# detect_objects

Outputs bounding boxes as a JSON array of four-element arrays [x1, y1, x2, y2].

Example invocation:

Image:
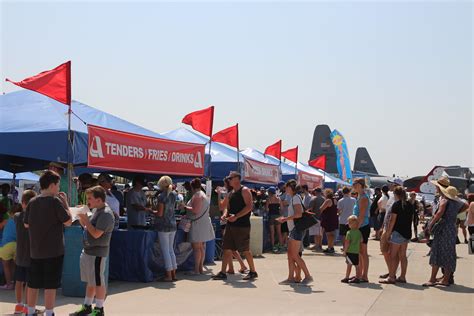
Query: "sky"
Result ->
[[1, 1, 472, 178]]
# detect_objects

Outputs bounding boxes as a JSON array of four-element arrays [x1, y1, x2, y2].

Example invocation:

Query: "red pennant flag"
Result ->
[[264, 140, 282, 160], [182, 106, 215, 136], [309, 155, 326, 171], [211, 124, 239, 149], [6, 61, 71, 105], [282, 146, 298, 163]]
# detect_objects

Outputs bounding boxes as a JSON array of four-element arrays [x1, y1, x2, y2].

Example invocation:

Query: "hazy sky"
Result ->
[[1, 1, 472, 177]]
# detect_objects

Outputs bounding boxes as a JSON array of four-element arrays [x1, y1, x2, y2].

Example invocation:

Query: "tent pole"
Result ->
[[208, 140, 212, 179], [67, 104, 72, 205]]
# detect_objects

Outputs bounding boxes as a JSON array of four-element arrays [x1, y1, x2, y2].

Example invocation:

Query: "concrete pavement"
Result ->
[[1, 239, 473, 315]]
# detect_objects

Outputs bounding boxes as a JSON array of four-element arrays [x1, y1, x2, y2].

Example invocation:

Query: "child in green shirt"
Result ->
[[341, 215, 362, 283]]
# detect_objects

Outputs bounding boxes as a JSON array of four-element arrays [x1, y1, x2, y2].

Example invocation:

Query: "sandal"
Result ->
[[348, 278, 361, 284], [379, 278, 396, 284], [359, 279, 369, 283], [341, 278, 351, 283], [396, 277, 407, 284], [379, 273, 389, 279], [422, 282, 436, 287], [239, 268, 248, 274], [435, 282, 450, 287]]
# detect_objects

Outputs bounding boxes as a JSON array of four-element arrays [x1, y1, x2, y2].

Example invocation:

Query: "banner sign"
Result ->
[[330, 129, 353, 183], [88, 125, 205, 176], [243, 158, 280, 185], [297, 171, 323, 190]]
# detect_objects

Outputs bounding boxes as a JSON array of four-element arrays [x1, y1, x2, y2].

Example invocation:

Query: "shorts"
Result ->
[[339, 224, 349, 237], [359, 225, 370, 244], [281, 222, 289, 233], [0, 241, 16, 260], [289, 227, 305, 241], [308, 222, 322, 236], [80, 252, 107, 287], [374, 212, 385, 231], [345, 253, 359, 266], [456, 218, 466, 227], [28, 256, 64, 289], [223, 225, 250, 252], [390, 231, 409, 245], [14, 265, 29, 283], [269, 215, 281, 226]]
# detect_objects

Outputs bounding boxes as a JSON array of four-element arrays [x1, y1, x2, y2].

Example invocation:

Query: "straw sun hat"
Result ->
[[430, 176, 458, 200]]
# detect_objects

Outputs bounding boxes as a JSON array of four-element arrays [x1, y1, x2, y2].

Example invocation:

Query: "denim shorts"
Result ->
[[289, 227, 305, 241], [391, 231, 409, 245]]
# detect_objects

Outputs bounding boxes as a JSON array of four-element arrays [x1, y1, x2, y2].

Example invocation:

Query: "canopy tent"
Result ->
[[162, 127, 242, 181], [0, 170, 39, 182], [0, 90, 167, 172], [284, 161, 350, 186]]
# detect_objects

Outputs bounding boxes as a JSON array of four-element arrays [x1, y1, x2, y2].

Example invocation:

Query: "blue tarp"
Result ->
[[0, 90, 167, 172], [162, 127, 242, 181]]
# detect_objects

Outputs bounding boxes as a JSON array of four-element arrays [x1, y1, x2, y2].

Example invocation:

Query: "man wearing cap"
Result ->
[[307, 188, 325, 251], [126, 176, 152, 229], [98, 173, 120, 230], [213, 172, 258, 281]]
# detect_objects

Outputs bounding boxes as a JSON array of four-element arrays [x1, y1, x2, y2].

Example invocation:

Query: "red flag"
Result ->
[[264, 140, 282, 160], [182, 106, 214, 136], [282, 146, 298, 163], [6, 61, 71, 105], [211, 124, 239, 149], [309, 155, 326, 170]]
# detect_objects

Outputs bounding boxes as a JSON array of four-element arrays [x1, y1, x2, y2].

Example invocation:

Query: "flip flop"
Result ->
[[396, 278, 407, 284], [422, 282, 436, 287]]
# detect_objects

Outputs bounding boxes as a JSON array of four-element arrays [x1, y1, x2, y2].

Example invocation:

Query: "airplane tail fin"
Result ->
[[353, 147, 378, 175]]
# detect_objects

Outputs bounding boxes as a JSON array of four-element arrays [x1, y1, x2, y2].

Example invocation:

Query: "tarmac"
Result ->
[[0, 237, 473, 315]]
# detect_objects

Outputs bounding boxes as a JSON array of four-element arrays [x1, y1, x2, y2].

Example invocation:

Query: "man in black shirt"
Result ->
[[370, 188, 382, 239], [213, 172, 258, 281]]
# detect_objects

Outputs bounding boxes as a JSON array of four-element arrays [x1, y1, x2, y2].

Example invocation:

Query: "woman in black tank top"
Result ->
[[265, 188, 283, 251]]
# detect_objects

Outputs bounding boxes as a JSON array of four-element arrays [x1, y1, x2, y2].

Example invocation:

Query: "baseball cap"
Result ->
[[98, 173, 114, 183], [268, 187, 276, 194]]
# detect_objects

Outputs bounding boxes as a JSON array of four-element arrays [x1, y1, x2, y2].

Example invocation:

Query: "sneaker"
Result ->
[[243, 271, 258, 281], [14, 304, 24, 314], [91, 307, 104, 316], [212, 272, 227, 280], [0, 283, 14, 290], [71, 304, 93, 316], [324, 248, 335, 254], [278, 279, 295, 285]]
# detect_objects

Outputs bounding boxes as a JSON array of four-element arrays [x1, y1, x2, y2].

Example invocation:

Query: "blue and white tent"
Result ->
[[0, 90, 167, 172]]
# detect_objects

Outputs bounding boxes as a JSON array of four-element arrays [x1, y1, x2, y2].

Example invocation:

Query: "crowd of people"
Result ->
[[0, 167, 473, 315]]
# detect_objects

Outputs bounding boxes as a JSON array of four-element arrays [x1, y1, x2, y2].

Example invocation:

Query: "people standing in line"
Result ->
[[337, 187, 357, 249], [300, 185, 312, 249], [370, 188, 382, 239], [154, 176, 178, 281], [352, 178, 371, 283], [265, 187, 283, 253], [408, 192, 422, 242], [277, 180, 313, 285], [111, 185, 125, 216], [455, 193, 469, 244], [466, 194, 474, 237], [72, 186, 115, 316], [278, 181, 290, 248], [375, 186, 390, 240], [24, 170, 72, 316], [307, 188, 325, 252], [183, 178, 215, 276], [12, 190, 36, 314], [98, 173, 120, 230], [341, 215, 362, 284], [126, 176, 152, 229], [423, 181, 468, 287], [213, 172, 257, 281], [380, 187, 414, 285], [320, 189, 339, 254], [217, 177, 248, 274]]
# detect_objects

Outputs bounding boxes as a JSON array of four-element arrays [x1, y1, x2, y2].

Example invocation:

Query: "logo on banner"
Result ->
[[194, 152, 203, 169], [89, 136, 104, 158]]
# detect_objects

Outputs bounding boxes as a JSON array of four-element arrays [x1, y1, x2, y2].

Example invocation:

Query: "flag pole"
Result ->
[[66, 63, 73, 206]]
